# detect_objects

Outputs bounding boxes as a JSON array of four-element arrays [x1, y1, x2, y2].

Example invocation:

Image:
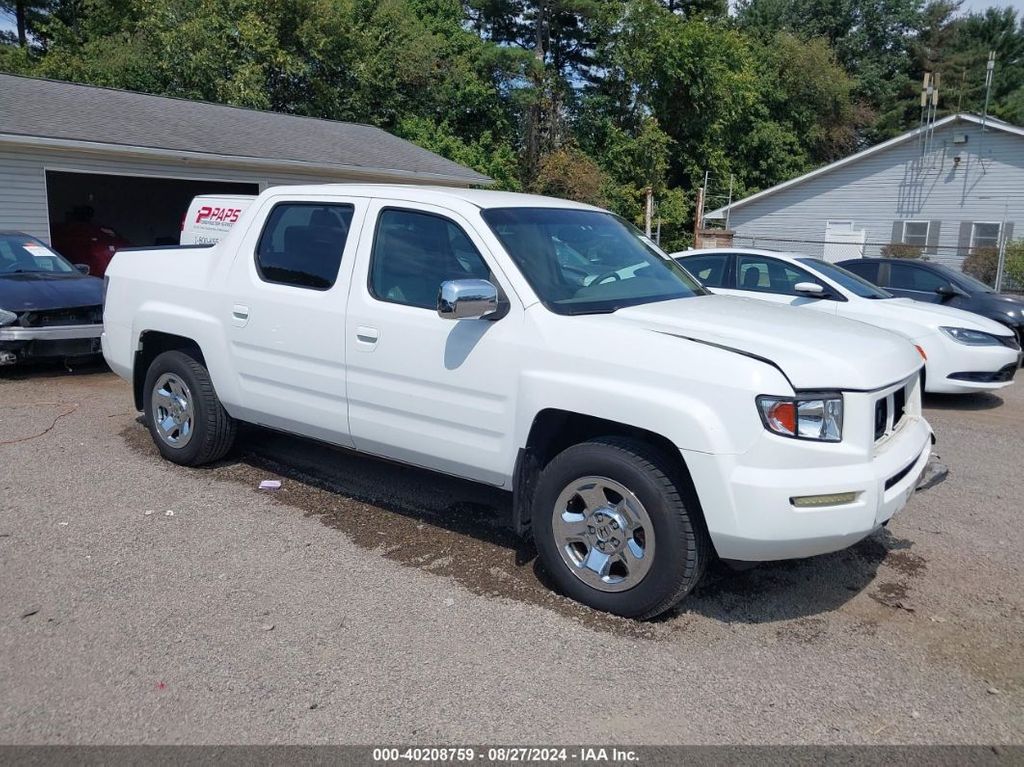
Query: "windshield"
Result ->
[[933, 263, 994, 293], [0, 234, 76, 274], [481, 208, 706, 315], [798, 257, 893, 299]]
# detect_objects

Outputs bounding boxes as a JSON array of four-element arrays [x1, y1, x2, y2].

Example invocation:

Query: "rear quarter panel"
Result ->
[[102, 246, 243, 411]]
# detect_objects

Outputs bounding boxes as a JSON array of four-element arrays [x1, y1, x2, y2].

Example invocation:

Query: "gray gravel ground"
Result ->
[[0, 364, 1022, 745]]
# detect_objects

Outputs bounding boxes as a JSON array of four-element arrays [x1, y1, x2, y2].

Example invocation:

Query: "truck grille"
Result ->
[[875, 379, 911, 443], [874, 398, 888, 442], [893, 385, 907, 425], [19, 305, 102, 327]]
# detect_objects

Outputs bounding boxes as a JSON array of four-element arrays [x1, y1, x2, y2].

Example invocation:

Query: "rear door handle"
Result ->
[[231, 304, 250, 327], [355, 325, 379, 346]]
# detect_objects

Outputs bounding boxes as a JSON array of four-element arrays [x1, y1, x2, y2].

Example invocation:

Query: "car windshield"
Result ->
[[798, 257, 893, 299], [481, 207, 706, 315], [0, 234, 76, 274], [933, 263, 994, 293]]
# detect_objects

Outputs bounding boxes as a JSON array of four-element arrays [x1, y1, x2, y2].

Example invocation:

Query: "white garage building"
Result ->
[[0, 74, 489, 247]]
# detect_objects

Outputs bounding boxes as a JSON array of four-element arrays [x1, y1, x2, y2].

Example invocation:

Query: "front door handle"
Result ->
[[231, 304, 250, 327], [355, 325, 379, 346]]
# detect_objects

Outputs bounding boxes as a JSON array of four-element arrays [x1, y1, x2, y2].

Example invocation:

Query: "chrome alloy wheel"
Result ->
[[151, 373, 195, 448], [552, 476, 655, 592]]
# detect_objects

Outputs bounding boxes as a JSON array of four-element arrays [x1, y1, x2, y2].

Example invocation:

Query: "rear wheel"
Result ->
[[143, 350, 236, 466], [531, 436, 709, 619]]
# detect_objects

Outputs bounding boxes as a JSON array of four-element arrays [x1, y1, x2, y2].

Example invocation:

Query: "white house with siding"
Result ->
[[706, 114, 1023, 269], [0, 74, 489, 247]]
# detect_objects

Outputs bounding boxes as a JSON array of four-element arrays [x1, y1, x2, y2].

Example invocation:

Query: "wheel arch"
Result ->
[[133, 331, 206, 411], [512, 408, 707, 541]]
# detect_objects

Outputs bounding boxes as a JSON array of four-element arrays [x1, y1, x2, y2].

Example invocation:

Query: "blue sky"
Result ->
[[960, 0, 1023, 11]]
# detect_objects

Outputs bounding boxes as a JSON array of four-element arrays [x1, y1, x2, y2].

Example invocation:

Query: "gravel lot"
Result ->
[[1, 364, 1022, 745]]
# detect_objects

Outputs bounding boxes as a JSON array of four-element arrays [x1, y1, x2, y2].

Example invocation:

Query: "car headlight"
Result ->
[[757, 394, 843, 442], [940, 326, 1003, 346], [0, 308, 17, 327]]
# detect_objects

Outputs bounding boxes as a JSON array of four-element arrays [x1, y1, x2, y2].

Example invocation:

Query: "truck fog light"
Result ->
[[790, 492, 860, 508]]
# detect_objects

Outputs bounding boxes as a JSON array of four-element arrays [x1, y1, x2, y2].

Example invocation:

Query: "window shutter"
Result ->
[[927, 221, 941, 251], [890, 221, 903, 243], [958, 221, 972, 255]]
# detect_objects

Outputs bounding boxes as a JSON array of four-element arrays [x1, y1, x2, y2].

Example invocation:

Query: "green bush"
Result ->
[[880, 243, 922, 259], [1002, 240, 1024, 291], [962, 247, 999, 286]]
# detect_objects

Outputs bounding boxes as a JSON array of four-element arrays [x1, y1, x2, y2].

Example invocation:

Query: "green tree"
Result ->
[[0, 0, 51, 47], [737, 0, 924, 135], [531, 145, 607, 205], [1002, 240, 1024, 290]]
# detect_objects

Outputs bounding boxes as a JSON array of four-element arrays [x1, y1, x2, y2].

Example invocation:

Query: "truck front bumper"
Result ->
[[683, 415, 933, 562]]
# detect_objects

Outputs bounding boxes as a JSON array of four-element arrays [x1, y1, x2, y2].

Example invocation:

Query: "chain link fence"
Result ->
[[727, 235, 1022, 294]]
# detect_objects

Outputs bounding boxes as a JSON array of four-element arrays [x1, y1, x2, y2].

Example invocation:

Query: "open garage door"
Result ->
[[45, 170, 258, 268]]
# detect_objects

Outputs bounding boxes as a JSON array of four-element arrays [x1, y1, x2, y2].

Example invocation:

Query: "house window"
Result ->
[[901, 221, 929, 247], [971, 222, 1001, 251]]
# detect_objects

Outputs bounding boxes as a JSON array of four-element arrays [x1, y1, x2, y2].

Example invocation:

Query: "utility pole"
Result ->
[[982, 51, 996, 131], [644, 186, 654, 238], [724, 174, 734, 231], [693, 186, 705, 246], [995, 199, 1009, 292]]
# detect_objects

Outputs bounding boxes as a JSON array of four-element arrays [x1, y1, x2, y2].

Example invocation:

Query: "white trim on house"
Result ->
[[42, 163, 261, 185], [707, 114, 1024, 220], [969, 221, 1002, 250], [0, 133, 485, 187], [901, 220, 930, 247]]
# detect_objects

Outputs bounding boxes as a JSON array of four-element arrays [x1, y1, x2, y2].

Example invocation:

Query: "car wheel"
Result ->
[[531, 436, 709, 619], [143, 350, 236, 466]]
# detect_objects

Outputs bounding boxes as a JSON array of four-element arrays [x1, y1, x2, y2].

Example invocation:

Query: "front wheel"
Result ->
[[143, 350, 236, 466], [531, 437, 709, 619]]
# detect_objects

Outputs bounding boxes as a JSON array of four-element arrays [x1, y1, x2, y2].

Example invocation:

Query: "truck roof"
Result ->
[[263, 184, 603, 212]]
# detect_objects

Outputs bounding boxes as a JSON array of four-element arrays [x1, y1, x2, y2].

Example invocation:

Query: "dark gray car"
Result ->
[[838, 257, 1024, 348]]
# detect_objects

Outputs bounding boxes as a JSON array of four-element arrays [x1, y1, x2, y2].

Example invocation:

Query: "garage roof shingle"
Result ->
[[0, 74, 490, 185]]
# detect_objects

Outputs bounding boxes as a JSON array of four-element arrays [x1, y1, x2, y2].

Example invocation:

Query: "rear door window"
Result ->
[[679, 254, 730, 288], [736, 255, 817, 296], [840, 260, 879, 283], [888, 263, 948, 293], [255, 203, 355, 290]]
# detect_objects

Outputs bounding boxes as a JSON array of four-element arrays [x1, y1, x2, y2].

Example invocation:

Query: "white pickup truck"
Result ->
[[103, 185, 934, 618]]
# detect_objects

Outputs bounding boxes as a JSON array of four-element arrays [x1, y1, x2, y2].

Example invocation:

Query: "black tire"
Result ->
[[531, 436, 709, 619], [143, 350, 236, 466]]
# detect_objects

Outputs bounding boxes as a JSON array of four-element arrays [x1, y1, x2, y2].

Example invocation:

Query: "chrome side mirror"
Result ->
[[437, 279, 499, 320], [794, 281, 825, 296]]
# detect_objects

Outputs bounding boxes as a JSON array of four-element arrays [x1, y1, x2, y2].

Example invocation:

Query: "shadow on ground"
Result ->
[[923, 391, 1004, 411], [0, 358, 109, 380], [664, 530, 916, 625], [122, 420, 916, 635]]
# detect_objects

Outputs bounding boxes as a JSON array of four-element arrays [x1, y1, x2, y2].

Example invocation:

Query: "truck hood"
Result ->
[[0, 272, 104, 312], [860, 297, 1014, 336], [594, 295, 921, 391]]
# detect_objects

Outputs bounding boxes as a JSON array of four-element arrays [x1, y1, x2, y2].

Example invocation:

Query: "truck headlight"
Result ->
[[757, 394, 843, 442], [0, 308, 17, 327], [940, 326, 1003, 346]]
